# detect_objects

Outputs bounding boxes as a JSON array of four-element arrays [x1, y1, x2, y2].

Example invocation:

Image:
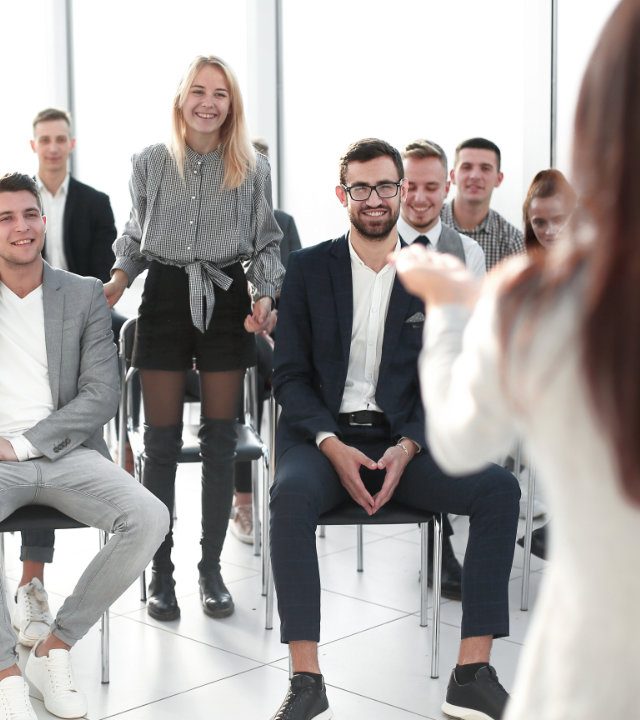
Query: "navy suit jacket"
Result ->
[[272, 234, 426, 458], [43, 177, 116, 283]]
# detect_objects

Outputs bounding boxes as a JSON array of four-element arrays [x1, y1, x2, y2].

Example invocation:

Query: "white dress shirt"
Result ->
[[398, 216, 486, 279], [0, 283, 52, 460], [316, 237, 399, 447], [37, 174, 70, 271]]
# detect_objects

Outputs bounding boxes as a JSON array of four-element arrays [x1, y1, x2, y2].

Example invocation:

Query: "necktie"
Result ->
[[413, 235, 431, 247]]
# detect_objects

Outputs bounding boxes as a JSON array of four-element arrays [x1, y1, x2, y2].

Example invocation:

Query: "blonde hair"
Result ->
[[170, 55, 255, 189]]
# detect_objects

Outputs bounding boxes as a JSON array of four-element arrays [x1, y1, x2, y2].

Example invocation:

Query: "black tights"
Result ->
[[141, 369, 244, 573]]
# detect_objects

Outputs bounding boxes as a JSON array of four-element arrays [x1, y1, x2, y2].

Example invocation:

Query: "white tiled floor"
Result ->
[[2, 459, 547, 720]]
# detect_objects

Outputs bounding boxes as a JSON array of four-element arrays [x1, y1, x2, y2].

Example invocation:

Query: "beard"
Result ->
[[349, 204, 400, 241]]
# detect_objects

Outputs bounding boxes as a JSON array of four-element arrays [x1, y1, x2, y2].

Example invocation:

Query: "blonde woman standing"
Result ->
[[105, 55, 283, 622]]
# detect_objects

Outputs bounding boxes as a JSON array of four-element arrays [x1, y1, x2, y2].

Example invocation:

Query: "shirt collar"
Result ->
[[451, 199, 492, 234], [347, 233, 400, 274], [397, 216, 443, 247], [36, 174, 70, 197], [185, 144, 223, 167]]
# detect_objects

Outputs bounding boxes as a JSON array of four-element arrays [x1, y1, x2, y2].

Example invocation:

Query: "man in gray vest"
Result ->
[[398, 139, 486, 601], [399, 140, 485, 278]]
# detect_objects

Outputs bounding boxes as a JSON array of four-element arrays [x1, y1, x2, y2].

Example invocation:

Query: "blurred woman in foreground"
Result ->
[[393, 1, 640, 717]]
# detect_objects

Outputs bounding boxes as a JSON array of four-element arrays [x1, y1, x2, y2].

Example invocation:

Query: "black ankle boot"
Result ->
[[148, 570, 180, 621], [199, 568, 234, 618]]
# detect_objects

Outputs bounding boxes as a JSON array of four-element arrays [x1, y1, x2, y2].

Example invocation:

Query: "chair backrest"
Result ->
[[118, 317, 266, 465]]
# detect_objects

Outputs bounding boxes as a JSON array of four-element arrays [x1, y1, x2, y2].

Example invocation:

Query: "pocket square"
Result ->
[[405, 312, 425, 323]]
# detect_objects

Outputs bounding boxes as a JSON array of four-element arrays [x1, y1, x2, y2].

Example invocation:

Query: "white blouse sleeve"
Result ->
[[420, 290, 517, 475]]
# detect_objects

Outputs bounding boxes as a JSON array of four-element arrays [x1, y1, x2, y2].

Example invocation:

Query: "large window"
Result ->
[[70, 0, 250, 229], [279, 0, 541, 246]]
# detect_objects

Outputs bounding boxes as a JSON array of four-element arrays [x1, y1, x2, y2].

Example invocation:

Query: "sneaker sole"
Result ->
[[229, 520, 254, 545], [442, 701, 494, 720], [146, 606, 180, 622]]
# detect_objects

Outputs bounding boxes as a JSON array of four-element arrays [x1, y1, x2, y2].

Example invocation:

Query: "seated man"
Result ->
[[0, 173, 169, 720], [269, 140, 520, 720]]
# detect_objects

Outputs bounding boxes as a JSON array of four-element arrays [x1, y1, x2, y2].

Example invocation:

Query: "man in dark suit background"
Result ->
[[13, 109, 129, 652], [268, 139, 519, 720]]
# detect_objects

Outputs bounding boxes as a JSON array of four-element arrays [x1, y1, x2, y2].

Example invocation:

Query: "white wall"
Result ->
[[0, 0, 68, 175], [555, 0, 620, 178]]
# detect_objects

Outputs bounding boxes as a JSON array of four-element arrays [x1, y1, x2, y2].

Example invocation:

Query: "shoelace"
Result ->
[[46, 654, 78, 695], [485, 666, 508, 696], [21, 584, 52, 624], [0, 679, 34, 719], [273, 679, 314, 719]]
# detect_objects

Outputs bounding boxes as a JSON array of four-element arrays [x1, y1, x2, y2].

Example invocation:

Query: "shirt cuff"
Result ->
[[316, 431, 337, 449], [112, 256, 147, 287], [8, 436, 43, 462]]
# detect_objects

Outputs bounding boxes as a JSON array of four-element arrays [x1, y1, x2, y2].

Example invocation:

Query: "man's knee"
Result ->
[[476, 463, 521, 517]]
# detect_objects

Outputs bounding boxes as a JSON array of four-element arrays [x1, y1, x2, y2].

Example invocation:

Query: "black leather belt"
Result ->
[[338, 411, 387, 427]]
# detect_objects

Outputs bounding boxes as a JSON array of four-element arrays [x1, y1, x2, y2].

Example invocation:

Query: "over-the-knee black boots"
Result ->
[[142, 423, 183, 621], [197, 417, 237, 617]]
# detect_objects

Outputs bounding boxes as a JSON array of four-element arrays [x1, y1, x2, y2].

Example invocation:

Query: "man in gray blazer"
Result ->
[[0, 173, 169, 720]]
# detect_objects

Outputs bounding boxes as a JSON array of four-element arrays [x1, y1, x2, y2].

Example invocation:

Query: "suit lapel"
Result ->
[[62, 178, 77, 261], [42, 263, 64, 408], [379, 271, 413, 380], [328, 236, 353, 368]]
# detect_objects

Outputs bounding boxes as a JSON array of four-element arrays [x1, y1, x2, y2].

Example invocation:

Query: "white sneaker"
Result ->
[[25, 643, 87, 719], [0, 676, 37, 720], [12, 579, 53, 648], [229, 504, 253, 544]]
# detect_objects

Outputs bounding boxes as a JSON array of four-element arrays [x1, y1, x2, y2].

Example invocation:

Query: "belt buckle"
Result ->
[[349, 413, 372, 427]]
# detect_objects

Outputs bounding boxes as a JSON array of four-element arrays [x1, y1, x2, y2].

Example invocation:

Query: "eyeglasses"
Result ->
[[341, 181, 402, 201]]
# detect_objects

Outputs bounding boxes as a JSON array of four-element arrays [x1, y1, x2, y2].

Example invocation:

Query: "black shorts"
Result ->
[[133, 261, 256, 372]]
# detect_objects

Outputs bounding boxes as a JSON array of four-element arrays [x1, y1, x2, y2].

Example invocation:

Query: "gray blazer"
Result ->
[[23, 263, 119, 460]]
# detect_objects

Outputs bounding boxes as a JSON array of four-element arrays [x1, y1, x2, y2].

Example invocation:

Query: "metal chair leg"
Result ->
[[99, 530, 110, 684], [356, 525, 364, 572], [521, 464, 537, 611], [251, 456, 261, 557], [430, 514, 442, 679], [420, 522, 428, 627]]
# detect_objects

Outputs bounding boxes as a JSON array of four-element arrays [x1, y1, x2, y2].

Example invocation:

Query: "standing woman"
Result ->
[[104, 55, 283, 622], [394, 1, 640, 717]]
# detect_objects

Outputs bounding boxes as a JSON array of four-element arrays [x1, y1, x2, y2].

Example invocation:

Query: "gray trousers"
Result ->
[[0, 447, 169, 670]]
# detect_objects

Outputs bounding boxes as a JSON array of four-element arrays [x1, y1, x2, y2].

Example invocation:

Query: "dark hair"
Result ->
[[500, 0, 640, 503], [403, 139, 448, 174], [32, 108, 72, 133], [522, 169, 577, 251], [0, 173, 42, 212], [339, 138, 404, 186], [454, 137, 501, 171]]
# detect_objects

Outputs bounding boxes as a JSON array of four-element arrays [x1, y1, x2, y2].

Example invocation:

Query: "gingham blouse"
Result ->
[[112, 143, 284, 332]]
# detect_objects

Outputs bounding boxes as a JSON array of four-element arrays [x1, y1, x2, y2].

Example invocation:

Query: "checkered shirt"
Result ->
[[113, 143, 284, 332], [440, 201, 525, 270]]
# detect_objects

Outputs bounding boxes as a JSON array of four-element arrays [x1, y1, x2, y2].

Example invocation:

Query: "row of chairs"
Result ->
[[1, 315, 540, 686]]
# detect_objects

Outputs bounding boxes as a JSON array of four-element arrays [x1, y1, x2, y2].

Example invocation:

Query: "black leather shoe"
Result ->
[[428, 532, 463, 601], [147, 570, 180, 621], [517, 523, 548, 559], [271, 673, 332, 720], [442, 665, 509, 720], [199, 569, 234, 618]]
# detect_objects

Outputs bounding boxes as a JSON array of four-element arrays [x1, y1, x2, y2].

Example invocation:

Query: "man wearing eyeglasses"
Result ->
[[269, 138, 519, 720]]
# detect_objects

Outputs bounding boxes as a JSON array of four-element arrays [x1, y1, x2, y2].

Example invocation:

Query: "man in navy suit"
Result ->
[[269, 139, 519, 720]]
